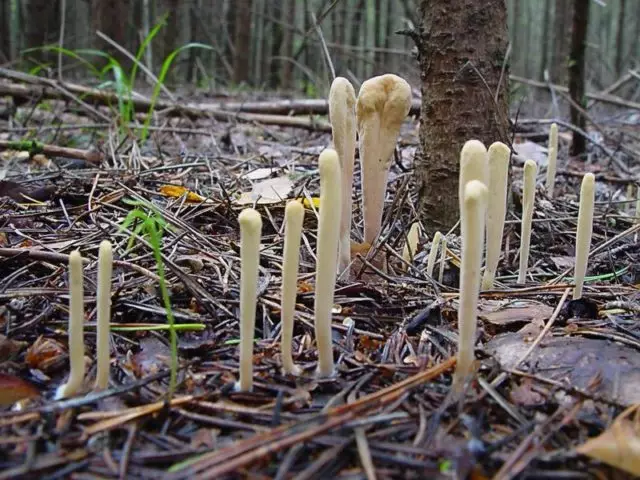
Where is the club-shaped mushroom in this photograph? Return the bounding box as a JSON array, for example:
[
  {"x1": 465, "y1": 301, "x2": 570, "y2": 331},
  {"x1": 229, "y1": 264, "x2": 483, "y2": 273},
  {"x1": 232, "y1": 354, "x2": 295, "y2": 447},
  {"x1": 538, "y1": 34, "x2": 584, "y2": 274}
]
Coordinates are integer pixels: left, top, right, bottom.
[
  {"x1": 573, "y1": 173, "x2": 595, "y2": 299},
  {"x1": 55, "y1": 250, "x2": 86, "y2": 399},
  {"x1": 314, "y1": 148, "x2": 342, "y2": 377},
  {"x1": 280, "y1": 200, "x2": 304, "y2": 375},
  {"x1": 356, "y1": 74, "x2": 412, "y2": 245},
  {"x1": 459, "y1": 140, "x2": 489, "y2": 215},
  {"x1": 481, "y1": 142, "x2": 510, "y2": 290},
  {"x1": 454, "y1": 180, "x2": 488, "y2": 390},
  {"x1": 94, "y1": 240, "x2": 113, "y2": 390},
  {"x1": 329, "y1": 77, "x2": 357, "y2": 277},
  {"x1": 517, "y1": 159, "x2": 537, "y2": 284},
  {"x1": 402, "y1": 221, "x2": 422, "y2": 269},
  {"x1": 545, "y1": 122, "x2": 558, "y2": 197},
  {"x1": 237, "y1": 208, "x2": 262, "y2": 392}
]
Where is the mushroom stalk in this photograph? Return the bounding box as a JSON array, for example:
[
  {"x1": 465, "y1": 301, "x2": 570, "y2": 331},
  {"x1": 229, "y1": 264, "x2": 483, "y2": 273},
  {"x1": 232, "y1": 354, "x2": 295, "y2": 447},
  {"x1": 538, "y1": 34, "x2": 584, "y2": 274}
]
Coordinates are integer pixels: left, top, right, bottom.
[
  {"x1": 280, "y1": 201, "x2": 304, "y2": 375},
  {"x1": 314, "y1": 149, "x2": 342, "y2": 377},
  {"x1": 237, "y1": 208, "x2": 262, "y2": 392},
  {"x1": 573, "y1": 173, "x2": 595, "y2": 300},
  {"x1": 94, "y1": 240, "x2": 113, "y2": 390},
  {"x1": 454, "y1": 180, "x2": 488, "y2": 389},
  {"x1": 517, "y1": 160, "x2": 537, "y2": 284},
  {"x1": 356, "y1": 74, "x2": 412, "y2": 244},
  {"x1": 329, "y1": 77, "x2": 357, "y2": 277},
  {"x1": 481, "y1": 142, "x2": 510, "y2": 290},
  {"x1": 426, "y1": 231, "x2": 443, "y2": 278},
  {"x1": 402, "y1": 221, "x2": 422, "y2": 269},
  {"x1": 56, "y1": 250, "x2": 86, "y2": 399},
  {"x1": 438, "y1": 237, "x2": 447, "y2": 284},
  {"x1": 545, "y1": 122, "x2": 558, "y2": 196}
]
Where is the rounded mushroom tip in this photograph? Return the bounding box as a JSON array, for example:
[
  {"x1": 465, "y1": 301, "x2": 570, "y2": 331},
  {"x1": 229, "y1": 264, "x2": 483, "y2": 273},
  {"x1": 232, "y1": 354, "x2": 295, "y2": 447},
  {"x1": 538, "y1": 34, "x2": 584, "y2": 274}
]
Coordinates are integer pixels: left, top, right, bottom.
[
  {"x1": 582, "y1": 172, "x2": 595, "y2": 189},
  {"x1": 462, "y1": 139, "x2": 487, "y2": 156},
  {"x1": 319, "y1": 148, "x2": 341, "y2": 176},
  {"x1": 488, "y1": 141, "x2": 510, "y2": 158},
  {"x1": 329, "y1": 77, "x2": 356, "y2": 101},
  {"x1": 356, "y1": 73, "x2": 412, "y2": 119},
  {"x1": 524, "y1": 159, "x2": 537, "y2": 173},
  {"x1": 69, "y1": 249, "x2": 82, "y2": 264},
  {"x1": 238, "y1": 208, "x2": 262, "y2": 230},
  {"x1": 285, "y1": 199, "x2": 304, "y2": 216},
  {"x1": 550, "y1": 122, "x2": 558, "y2": 133},
  {"x1": 99, "y1": 239, "x2": 112, "y2": 254},
  {"x1": 464, "y1": 180, "x2": 488, "y2": 205}
]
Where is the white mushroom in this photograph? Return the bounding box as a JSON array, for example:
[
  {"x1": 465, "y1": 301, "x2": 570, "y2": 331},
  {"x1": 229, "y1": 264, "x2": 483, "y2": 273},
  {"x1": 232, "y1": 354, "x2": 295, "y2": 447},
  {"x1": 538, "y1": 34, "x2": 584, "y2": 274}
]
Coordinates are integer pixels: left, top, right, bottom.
[
  {"x1": 573, "y1": 173, "x2": 595, "y2": 300},
  {"x1": 517, "y1": 160, "x2": 537, "y2": 284}
]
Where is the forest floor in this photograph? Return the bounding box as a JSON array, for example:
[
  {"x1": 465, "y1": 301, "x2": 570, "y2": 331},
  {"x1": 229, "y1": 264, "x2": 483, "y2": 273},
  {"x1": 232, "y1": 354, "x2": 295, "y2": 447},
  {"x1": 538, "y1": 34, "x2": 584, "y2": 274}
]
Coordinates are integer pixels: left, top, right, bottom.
[{"x1": 0, "y1": 71, "x2": 639, "y2": 479}]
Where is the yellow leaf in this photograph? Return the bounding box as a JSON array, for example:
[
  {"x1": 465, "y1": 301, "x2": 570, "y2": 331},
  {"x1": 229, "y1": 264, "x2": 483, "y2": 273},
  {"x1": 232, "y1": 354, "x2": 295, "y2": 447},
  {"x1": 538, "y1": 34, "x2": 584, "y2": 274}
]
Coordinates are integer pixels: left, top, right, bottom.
[
  {"x1": 575, "y1": 404, "x2": 640, "y2": 476},
  {"x1": 296, "y1": 197, "x2": 321, "y2": 209},
  {"x1": 159, "y1": 185, "x2": 207, "y2": 203}
]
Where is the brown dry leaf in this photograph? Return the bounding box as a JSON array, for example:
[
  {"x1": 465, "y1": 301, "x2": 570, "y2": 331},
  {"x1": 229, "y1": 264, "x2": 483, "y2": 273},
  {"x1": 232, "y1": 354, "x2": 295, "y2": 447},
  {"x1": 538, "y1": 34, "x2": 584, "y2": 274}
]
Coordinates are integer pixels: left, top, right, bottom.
[
  {"x1": 25, "y1": 335, "x2": 67, "y2": 373},
  {"x1": 0, "y1": 374, "x2": 40, "y2": 407},
  {"x1": 575, "y1": 404, "x2": 640, "y2": 476},
  {"x1": 479, "y1": 300, "x2": 554, "y2": 327},
  {"x1": 235, "y1": 176, "x2": 292, "y2": 205},
  {"x1": 159, "y1": 185, "x2": 210, "y2": 203}
]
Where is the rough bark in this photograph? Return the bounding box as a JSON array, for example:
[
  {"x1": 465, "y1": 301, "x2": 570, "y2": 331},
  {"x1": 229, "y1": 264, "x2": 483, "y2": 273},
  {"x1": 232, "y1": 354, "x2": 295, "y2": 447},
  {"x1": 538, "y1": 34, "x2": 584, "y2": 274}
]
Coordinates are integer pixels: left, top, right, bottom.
[
  {"x1": 415, "y1": 0, "x2": 510, "y2": 234},
  {"x1": 232, "y1": 0, "x2": 253, "y2": 85},
  {"x1": 614, "y1": 0, "x2": 626, "y2": 76},
  {"x1": 23, "y1": 0, "x2": 60, "y2": 64},
  {"x1": 568, "y1": 0, "x2": 590, "y2": 157},
  {"x1": 550, "y1": 0, "x2": 572, "y2": 85},
  {"x1": 280, "y1": 0, "x2": 295, "y2": 89},
  {"x1": 91, "y1": 0, "x2": 130, "y2": 65}
]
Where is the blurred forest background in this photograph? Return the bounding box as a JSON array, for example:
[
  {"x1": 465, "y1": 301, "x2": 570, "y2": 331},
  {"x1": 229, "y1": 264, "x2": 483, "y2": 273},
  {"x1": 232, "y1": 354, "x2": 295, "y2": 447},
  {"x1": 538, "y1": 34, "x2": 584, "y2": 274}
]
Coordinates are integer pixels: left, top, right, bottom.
[{"x1": 0, "y1": 0, "x2": 638, "y2": 100}]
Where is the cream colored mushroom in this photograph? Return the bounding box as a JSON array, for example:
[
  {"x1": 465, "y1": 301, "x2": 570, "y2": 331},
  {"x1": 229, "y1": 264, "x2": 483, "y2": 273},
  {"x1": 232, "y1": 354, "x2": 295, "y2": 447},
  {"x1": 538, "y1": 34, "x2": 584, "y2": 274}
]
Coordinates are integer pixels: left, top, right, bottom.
[
  {"x1": 356, "y1": 74, "x2": 412, "y2": 244},
  {"x1": 314, "y1": 148, "x2": 342, "y2": 377},
  {"x1": 426, "y1": 231, "x2": 442, "y2": 278},
  {"x1": 481, "y1": 142, "x2": 510, "y2": 290},
  {"x1": 94, "y1": 240, "x2": 113, "y2": 390},
  {"x1": 329, "y1": 77, "x2": 357, "y2": 277},
  {"x1": 517, "y1": 160, "x2": 537, "y2": 284},
  {"x1": 545, "y1": 122, "x2": 558, "y2": 197},
  {"x1": 458, "y1": 140, "x2": 489, "y2": 214},
  {"x1": 237, "y1": 208, "x2": 262, "y2": 392},
  {"x1": 402, "y1": 221, "x2": 422, "y2": 269},
  {"x1": 573, "y1": 173, "x2": 595, "y2": 300},
  {"x1": 55, "y1": 250, "x2": 86, "y2": 399},
  {"x1": 280, "y1": 201, "x2": 304, "y2": 375},
  {"x1": 454, "y1": 180, "x2": 488, "y2": 390}
]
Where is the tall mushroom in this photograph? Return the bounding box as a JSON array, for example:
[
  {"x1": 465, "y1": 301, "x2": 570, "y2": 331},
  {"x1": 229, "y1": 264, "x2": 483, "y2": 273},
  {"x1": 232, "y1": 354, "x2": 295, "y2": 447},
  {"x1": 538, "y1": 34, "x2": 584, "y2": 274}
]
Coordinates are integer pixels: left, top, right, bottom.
[
  {"x1": 356, "y1": 74, "x2": 412, "y2": 245},
  {"x1": 573, "y1": 173, "x2": 595, "y2": 300},
  {"x1": 237, "y1": 208, "x2": 262, "y2": 392},
  {"x1": 56, "y1": 250, "x2": 86, "y2": 399},
  {"x1": 454, "y1": 180, "x2": 488, "y2": 390},
  {"x1": 95, "y1": 240, "x2": 113, "y2": 390},
  {"x1": 517, "y1": 159, "x2": 537, "y2": 284},
  {"x1": 481, "y1": 142, "x2": 510, "y2": 290},
  {"x1": 314, "y1": 148, "x2": 342, "y2": 377},
  {"x1": 280, "y1": 200, "x2": 304, "y2": 375},
  {"x1": 545, "y1": 122, "x2": 558, "y2": 197},
  {"x1": 329, "y1": 77, "x2": 357, "y2": 277}
]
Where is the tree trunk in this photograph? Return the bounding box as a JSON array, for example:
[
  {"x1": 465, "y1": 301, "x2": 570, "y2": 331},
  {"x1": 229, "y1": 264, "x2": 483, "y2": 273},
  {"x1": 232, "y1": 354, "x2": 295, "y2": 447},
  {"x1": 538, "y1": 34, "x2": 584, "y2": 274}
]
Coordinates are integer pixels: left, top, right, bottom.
[
  {"x1": 91, "y1": 0, "x2": 130, "y2": 66},
  {"x1": 0, "y1": 0, "x2": 10, "y2": 62},
  {"x1": 550, "y1": 0, "x2": 572, "y2": 85},
  {"x1": 614, "y1": 0, "x2": 626, "y2": 76},
  {"x1": 539, "y1": 0, "x2": 551, "y2": 80},
  {"x1": 23, "y1": 0, "x2": 60, "y2": 64},
  {"x1": 232, "y1": 0, "x2": 253, "y2": 85},
  {"x1": 568, "y1": 0, "x2": 590, "y2": 157},
  {"x1": 281, "y1": 0, "x2": 295, "y2": 89},
  {"x1": 269, "y1": 0, "x2": 284, "y2": 89},
  {"x1": 349, "y1": 0, "x2": 365, "y2": 74},
  {"x1": 415, "y1": 0, "x2": 510, "y2": 234}
]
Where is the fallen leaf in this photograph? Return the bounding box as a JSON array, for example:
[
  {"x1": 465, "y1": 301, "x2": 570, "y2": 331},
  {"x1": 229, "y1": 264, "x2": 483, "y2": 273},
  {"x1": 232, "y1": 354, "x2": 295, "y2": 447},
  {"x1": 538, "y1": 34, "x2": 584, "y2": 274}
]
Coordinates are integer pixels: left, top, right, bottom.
[
  {"x1": 575, "y1": 404, "x2": 640, "y2": 476},
  {"x1": 510, "y1": 379, "x2": 546, "y2": 406},
  {"x1": 296, "y1": 197, "x2": 321, "y2": 209},
  {"x1": 159, "y1": 185, "x2": 210, "y2": 203},
  {"x1": 25, "y1": 335, "x2": 67, "y2": 373},
  {"x1": 235, "y1": 176, "x2": 293, "y2": 205},
  {"x1": 0, "y1": 374, "x2": 40, "y2": 406},
  {"x1": 243, "y1": 167, "x2": 278, "y2": 180},
  {"x1": 479, "y1": 301, "x2": 554, "y2": 327}
]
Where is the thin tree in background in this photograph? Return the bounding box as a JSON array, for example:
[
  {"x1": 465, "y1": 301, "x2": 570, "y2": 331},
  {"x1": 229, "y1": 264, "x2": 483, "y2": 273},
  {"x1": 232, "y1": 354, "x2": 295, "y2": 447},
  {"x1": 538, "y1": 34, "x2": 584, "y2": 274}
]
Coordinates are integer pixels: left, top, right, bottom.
[
  {"x1": 568, "y1": 0, "x2": 590, "y2": 157},
  {"x1": 614, "y1": 0, "x2": 626, "y2": 76},
  {"x1": 233, "y1": 0, "x2": 253, "y2": 85},
  {"x1": 550, "y1": 0, "x2": 573, "y2": 85},
  {"x1": 414, "y1": 0, "x2": 510, "y2": 233},
  {"x1": 91, "y1": 0, "x2": 130, "y2": 65},
  {"x1": 281, "y1": 0, "x2": 296, "y2": 90},
  {"x1": 23, "y1": 0, "x2": 60, "y2": 64}
]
